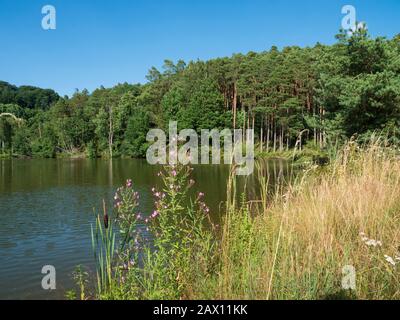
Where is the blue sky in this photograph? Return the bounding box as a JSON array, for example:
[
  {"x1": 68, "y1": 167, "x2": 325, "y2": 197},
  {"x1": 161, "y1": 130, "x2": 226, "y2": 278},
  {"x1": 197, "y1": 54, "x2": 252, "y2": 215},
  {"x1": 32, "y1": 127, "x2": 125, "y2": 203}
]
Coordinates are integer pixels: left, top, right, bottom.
[{"x1": 0, "y1": 0, "x2": 399, "y2": 96}]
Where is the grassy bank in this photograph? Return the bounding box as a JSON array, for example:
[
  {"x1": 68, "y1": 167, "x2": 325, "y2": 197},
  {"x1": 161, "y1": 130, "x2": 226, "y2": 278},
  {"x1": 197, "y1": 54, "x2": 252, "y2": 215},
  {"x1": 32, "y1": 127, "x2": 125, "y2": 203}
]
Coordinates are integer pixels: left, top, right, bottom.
[
  {"x1": 255, "y1": 142, "x2": 331, "y2": 166},
  {"x1": 75, "y1": 140, "x2": 400, "y2": 300},
  {"x1": 218, "y1": 141, "x2": 400, "y2": 299}
]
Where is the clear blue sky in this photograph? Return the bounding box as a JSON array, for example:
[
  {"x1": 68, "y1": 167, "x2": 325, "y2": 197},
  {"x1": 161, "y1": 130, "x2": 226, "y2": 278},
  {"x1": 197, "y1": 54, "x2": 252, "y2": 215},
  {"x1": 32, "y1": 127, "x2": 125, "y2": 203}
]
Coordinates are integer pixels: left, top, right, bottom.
[{"x1": 0, "y1": 0, "x2": 399, "y2": 96}]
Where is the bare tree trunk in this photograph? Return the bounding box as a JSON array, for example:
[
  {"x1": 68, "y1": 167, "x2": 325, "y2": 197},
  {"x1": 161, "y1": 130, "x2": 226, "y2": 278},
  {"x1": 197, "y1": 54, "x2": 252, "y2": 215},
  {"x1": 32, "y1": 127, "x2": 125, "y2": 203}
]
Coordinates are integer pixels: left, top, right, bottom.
[
  {"x1": 243, "y1": 110, "x2": 246, "y2": 140},
  {"x1": 313, "y1": 105, "x2": 317, "y2": 145},
  {"x1": 286, "y1": 131, "x2": 289, "y2": 151},
  {"x1": 321, "y1": 107, "x2": 325, "y2": 148},
  {"x1": 273, "y1": 118, "x2": 277, "y2": 152},
  {"x1": 108, "y1": 104, "x2": 113, "y2": 158},
  {"x1": 260, "y1": 116, "x2": 264, "y2": 153},
  {"x1": 233, "y1": 83, "x2": 237, "y2": 129},
  {"x1": 293, "y1": 129, "x2": 309, "y2": 157},
  {"x1": 319, "y1": 106, "x2": 323, "y2": 148},
  {"x1": 266, "y1": 116, "x2": 270, "y2": 152}
]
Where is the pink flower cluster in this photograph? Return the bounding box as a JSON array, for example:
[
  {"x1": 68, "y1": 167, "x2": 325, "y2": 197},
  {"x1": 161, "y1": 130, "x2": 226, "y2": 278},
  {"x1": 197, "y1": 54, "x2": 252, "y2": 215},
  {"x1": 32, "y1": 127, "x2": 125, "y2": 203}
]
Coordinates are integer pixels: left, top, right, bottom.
[
  {"x1": 126, "y1": 179, "x2": 132, "y2": 188},
  {"x1": 197, "y1": 192, "x2": 209, "y2": 214},
  {"x1": 113, "y1": 179, "x2": 139, "y2": 209}
]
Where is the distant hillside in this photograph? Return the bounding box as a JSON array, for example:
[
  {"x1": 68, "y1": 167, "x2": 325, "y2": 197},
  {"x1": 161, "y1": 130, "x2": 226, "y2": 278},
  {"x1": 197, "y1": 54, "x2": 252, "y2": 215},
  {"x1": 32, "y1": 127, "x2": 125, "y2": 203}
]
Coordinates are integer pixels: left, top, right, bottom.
[{"x1": 0, "y1": 81, "x2": 59, "y2": 110}]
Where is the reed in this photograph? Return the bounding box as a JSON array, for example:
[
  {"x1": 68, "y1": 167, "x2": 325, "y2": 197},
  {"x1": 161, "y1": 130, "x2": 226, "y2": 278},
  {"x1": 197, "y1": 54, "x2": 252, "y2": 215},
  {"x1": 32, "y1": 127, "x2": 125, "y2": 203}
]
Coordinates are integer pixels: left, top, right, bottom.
[{"x1": 90, "y1": 200, "x2": 116, "y2": 297}]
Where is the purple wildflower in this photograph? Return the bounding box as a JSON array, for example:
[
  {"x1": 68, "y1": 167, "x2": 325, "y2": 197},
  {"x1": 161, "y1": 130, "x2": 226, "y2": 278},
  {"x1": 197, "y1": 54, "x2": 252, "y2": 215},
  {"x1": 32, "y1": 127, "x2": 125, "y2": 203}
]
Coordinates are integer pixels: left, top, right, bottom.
[{"x1": 126, "y1": 179, "x2": 132, "y2": 188}]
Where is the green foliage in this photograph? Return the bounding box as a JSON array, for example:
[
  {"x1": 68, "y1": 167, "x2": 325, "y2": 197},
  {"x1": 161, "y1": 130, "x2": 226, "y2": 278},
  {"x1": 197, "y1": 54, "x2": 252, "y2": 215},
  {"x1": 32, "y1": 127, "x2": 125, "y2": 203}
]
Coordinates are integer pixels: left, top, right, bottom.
[
  {"x1": 72, "y1": 265, "x2": 89, "y2": 300},
  {"x1": 89, "y1": 165, "x2": 216, "y2": 300},
  {"x1": 30, "y1": 138, "x2": 54, "y2": 158},
  {"x1": 138, "y1": 165, "x2": 215, "y2": 299},
  {"x1": 0, "y1": 81, "x2": 59, "y2": 109},
  {"x1": 91, "y1": 202, "x2": 116, "y2": 298},
  {"x1": 123, "y1": 106, "x2": 151, "y2": 158},
  {"x1": 64, "y1": 290, "x2": 77, "y2": 300},
  {"x1": 12, "y1": 126, "x2": 31, "y2": 155},
  {"x1": 2, "y1": 30, "x2": 400, "y2": 158}
]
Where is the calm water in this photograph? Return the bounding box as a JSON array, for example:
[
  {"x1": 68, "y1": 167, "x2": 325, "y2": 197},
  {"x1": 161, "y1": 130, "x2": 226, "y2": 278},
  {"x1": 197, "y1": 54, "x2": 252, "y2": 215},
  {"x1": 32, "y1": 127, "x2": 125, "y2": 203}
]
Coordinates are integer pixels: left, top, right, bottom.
[{"x1": 0, "y1": 158, "x2": 290, "y2": 300}]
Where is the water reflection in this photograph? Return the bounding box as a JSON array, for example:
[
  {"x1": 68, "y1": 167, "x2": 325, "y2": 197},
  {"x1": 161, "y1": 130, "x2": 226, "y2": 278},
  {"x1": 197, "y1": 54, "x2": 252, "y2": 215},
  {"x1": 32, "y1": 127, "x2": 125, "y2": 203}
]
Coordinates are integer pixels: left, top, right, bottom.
[{"x1": 0, "y1": 158, "x2": 291, "y2": 299}]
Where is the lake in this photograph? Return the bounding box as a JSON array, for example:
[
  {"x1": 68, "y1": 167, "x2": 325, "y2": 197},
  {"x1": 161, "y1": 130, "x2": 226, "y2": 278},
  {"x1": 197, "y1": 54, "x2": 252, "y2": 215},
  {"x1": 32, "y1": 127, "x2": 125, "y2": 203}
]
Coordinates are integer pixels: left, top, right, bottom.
[{"x1": 0, "y1": 158, "x2": 291, "y2": 299}]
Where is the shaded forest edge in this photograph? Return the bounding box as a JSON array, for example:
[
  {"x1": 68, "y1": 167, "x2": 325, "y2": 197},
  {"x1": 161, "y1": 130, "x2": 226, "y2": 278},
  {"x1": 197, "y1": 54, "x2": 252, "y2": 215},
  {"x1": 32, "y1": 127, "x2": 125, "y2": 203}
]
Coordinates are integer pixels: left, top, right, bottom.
[{"x1": 1, "y1": 28, "x2": 400, "y2": 162}]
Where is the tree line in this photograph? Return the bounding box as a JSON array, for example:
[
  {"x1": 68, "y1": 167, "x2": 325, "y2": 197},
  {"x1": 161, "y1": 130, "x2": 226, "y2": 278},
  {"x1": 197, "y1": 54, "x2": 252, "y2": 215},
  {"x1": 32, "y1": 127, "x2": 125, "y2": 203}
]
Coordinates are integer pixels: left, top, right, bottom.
[{"x1": 1, "y1": 29, "x2": 399, "y2": 158}]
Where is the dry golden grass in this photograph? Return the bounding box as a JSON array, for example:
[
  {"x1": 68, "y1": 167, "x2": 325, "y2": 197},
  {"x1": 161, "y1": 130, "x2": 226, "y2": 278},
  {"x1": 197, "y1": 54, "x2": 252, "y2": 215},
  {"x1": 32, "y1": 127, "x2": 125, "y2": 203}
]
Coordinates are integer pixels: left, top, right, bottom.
[{"x1": 209, "y1": 141, "x2": 400, "y2": 300}]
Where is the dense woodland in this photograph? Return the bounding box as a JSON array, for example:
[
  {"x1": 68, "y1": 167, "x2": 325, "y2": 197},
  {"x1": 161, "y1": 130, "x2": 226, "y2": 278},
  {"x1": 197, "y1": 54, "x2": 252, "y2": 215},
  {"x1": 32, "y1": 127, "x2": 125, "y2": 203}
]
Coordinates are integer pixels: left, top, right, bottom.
[{"x1": 1, "y1": 29, "x2": 400, "y2": 159}]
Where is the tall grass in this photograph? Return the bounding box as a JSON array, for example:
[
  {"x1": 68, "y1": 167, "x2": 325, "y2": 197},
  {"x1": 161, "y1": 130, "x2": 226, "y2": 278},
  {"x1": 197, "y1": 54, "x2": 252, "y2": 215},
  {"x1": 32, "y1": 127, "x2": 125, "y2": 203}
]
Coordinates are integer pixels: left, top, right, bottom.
[
  {"x1": 81, "y1": 140, "x2": 400, "y2": 300},
  {"x1": 90, "y1": 200, "x2": 116, "y2": 297},
  {"x1": 215, "y1": 140, "x2": 400, "y2": 299}
]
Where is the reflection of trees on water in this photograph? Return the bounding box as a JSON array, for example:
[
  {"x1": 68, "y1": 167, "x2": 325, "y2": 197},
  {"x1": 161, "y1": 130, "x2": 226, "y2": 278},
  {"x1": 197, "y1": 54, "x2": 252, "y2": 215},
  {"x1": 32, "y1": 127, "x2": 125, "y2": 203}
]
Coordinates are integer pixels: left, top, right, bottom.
[
  {"x1": 240, "y1": 159, "x2": 294, "y2": 210},
  {"x1": 0, "y1": 158, "x2": 293, "y2": 221}
]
